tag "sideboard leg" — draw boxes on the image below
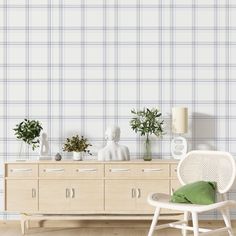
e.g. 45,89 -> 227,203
39,220 -> 45,228
25,220 -> 29,229
20,214 -> 26,235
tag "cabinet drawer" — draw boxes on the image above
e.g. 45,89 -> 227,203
6,164 -> 38,178
71,164 -> 104,178
105,164 -> 169,179
39,164 -> 103,178
105,164 -> 136,179
136,164 -> 169,179
39,164 -> 70,177
171,164 -> 178,178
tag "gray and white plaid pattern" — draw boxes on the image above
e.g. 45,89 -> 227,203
1,0 -> 236,219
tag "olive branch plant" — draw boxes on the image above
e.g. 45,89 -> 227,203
130,107 -> 165,140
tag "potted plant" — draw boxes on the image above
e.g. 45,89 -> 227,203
13,119 -> 43,159
130,108 -> 165,161
63,135 -> 92,161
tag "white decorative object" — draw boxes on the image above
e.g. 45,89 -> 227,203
38,133 -> 51,160
147,150 -> 236,236
17,141 -> 29,161
171,107 -> 188,159
73,151 -> 82,161
98,126 -> 130,161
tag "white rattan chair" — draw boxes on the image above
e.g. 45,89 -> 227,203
147,150 -> 236,236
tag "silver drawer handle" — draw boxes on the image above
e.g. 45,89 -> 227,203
142,168 -> 163,172
136,188 -> 141,198
71,188 -> 75,198
76,168 -> 97,172
32,188 -> 36,198
110,168 -> 130,172
43,168 -> 65,173
66,188 -> 70,198
131,188 -> 136,198
10,168 -> 32,173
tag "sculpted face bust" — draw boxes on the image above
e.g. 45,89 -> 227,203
98,126 -> 130,161
105,126 -> 120,142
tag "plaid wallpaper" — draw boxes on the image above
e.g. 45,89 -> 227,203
1,0 -> 236,220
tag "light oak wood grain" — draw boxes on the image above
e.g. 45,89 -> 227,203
105,180 -> 136,212
6,180 -> 38,212
39,180 -> 71,212
5,160 -> 182,234
105,163 -> 169,179
6,164 -> 38,178
39,164 -> 104,179
170,164 -> 178,178
136,180 -> 169,213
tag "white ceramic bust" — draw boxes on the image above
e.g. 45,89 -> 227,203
39,132 -> 49,156
98,126 -> 130,161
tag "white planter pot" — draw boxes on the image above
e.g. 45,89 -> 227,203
73,152 -> 82,161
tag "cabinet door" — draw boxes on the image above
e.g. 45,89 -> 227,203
70,180 -> 104,212
6,180 -> 38,212
39,180 -> 71,212
171,179 -> 182,193
136,180 -> 169,213
170,180 -> 183,214
105,180 -> 136,212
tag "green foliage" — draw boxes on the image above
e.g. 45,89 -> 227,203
130,108 -> 165,138
63,135 -> 92,155
13,119 -> 43,150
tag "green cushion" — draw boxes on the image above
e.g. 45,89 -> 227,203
170,181 -> 217,205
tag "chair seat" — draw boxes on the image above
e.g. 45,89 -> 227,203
148,193 -> 236,213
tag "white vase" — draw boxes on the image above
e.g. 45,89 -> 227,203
18,141 -> 29,161
73,151 -> 82,161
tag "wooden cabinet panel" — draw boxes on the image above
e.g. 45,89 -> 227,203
39,180 -> 71,212
39,180 -> 104,213
105,180 -> 170,213
70,180 -> 104,211
170,164 -> 178,178
6,164 -> 38,178
136,180 -> 169,213
171,179 -> 182,193
6,180 -> 38,212
105,180 -> 136,212
170,179 -> 183,214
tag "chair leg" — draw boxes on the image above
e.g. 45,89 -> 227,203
148,207 -> 161,236
221,208 -> 234,236
182,211 -> 189,236
192,212 -> 199,236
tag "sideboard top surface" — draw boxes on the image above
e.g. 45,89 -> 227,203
4,159 -> 179,164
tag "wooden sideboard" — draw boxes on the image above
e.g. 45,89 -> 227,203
4,160 -> 181,234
